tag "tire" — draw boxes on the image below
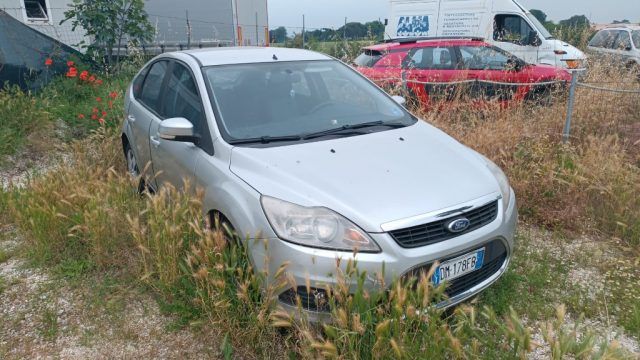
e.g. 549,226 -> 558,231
124,142 -> 145,193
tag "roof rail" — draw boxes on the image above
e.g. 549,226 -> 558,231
384,36 -> 485,44
603,23 -> 640,29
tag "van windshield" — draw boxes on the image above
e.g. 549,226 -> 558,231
525,13 -> 553,40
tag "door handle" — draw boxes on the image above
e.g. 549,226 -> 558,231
127,114 -> 136,123
150,136 -> 160,147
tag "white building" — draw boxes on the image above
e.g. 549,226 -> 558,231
0,0 -> 269,51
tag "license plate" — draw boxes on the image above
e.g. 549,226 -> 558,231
432,248 -> 485,286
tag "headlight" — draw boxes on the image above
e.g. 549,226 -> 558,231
479,155 -> 512,213
261,196 -> 381,253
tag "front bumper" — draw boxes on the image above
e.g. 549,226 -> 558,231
250,190 -> 518,318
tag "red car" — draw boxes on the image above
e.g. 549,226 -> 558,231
354,38 -> 571,108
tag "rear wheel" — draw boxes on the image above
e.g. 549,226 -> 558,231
124,142 -> 145,193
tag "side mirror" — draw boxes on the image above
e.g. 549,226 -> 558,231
159,117 -> 197,142
529,31 -> 542,47
392,95 -> 406,106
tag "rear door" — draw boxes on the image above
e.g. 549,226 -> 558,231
127,60 -> 170,185
402,45 -> 464,107
148,60 -> 211,190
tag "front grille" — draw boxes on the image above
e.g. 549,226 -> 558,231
404,239 -> 508,299
389,200 -> 499,248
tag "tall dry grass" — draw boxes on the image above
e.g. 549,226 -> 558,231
393,60 -> 640,247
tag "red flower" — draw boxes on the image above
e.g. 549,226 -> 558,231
79,71 -> 89,81
66,67 -> 78,78
109,91 -> 118,99
98,118 -> 105,125
88,75 -> 96,83
67,60 -> 74,67
95,79 -> 103,85
45,58 -> 53,66
101,111 -> 107,117
96,97 -> 102,102
92,107 -> 99,114
91,114 -> 98,120
78,114 -> 85,119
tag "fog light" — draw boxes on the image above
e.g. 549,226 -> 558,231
278,286 -> 330,312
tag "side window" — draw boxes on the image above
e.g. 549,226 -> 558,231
458,46 -> 512,70
403,47 -> 456,70
132,67 -> 149,99
139,61 -> 169,114
601,31 -> 619,49
163,63 -> 204,131
494,15 -> 534,45
613,31 -> 632,51
23,0 -> 48,20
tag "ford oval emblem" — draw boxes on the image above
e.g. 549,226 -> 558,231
447,218 -> 471,233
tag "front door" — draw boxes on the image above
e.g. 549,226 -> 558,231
492,14 -> 539,64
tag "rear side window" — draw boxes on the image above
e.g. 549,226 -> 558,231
612,31 -> 632,50
633,31 -> 640,49
458,46 -> 513,70
139,61 -> 169,114
494,15 -> 534,45
354,50 -> 383,67
403,47 -> 456,70
163,63 -> 204,130
132,67 -> 149,99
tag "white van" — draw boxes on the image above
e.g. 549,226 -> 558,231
385,0 -> 586,69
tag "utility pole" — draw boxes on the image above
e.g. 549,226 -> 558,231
255,11 -> 259,46
344,17 -> 347,41
302,14 -> 305,49
186,10 -> 192,49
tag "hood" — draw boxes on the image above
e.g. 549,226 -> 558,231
523,63 -> 572,82
230,122 -> 500,233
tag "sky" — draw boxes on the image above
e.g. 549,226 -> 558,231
267,0 -> 640,31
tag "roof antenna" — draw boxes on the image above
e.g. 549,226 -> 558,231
272,54 -> 278,61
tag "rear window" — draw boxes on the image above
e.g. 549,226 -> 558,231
354,50 -> 383,67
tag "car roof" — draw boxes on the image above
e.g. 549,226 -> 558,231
176,47 -> 331,66
363,38 -> 488,52
600,25 -> 640,31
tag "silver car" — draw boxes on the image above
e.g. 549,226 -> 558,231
587,25 -> 640,73
121,47 -> 517,317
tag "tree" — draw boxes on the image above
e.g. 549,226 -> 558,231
530,9 -> 548,24
559,15 -> 590,28
61,0 -> 153,68
269,26 -> 287,43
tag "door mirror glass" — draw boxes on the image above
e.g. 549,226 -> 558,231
159,117 -> 196,142
391,95 -> 406,106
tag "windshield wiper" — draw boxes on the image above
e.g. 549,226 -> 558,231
302,120 -> 407,140
228,135 -> 302,145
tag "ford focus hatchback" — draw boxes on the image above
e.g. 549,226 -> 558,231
122,47 -> 517,317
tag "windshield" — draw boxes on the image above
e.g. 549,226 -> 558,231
633,31 -> 640,49
525,13 -> 553,39
204,60 -> 414,143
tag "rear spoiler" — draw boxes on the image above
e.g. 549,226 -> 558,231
384,36 -> 485,44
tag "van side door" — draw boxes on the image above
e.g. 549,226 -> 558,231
492,14 -> 541,64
